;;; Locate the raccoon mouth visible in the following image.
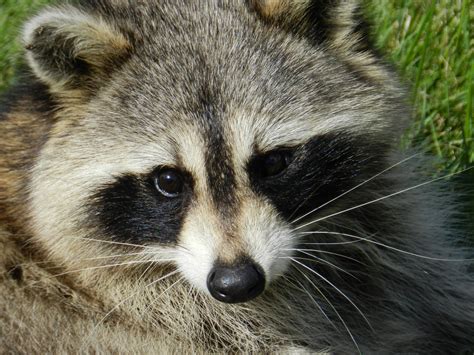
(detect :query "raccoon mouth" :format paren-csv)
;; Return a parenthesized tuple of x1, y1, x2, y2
(206, 262, 266, 303)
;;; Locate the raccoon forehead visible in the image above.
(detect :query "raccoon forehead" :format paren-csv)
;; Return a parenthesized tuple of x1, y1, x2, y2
(84, 60, 388, 161)
(73, 79, 384, 180)
(48, 120, 202, 177)
(226, 108, 378, 155)
(80, 91, 362, 161)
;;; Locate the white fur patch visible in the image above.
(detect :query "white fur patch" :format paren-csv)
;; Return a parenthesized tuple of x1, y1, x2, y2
(238, 198, 294, 283)
(229, 109, 386, 175)
(174, 205, 220, 292)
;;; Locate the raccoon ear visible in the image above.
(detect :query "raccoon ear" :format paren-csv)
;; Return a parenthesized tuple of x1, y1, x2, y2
(252, 0, 371, 52)
(252, 0, 390, 82)
(22, 7, 132, 95)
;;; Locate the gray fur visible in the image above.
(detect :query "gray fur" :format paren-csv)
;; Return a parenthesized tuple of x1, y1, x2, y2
(0, 0, 473, 353)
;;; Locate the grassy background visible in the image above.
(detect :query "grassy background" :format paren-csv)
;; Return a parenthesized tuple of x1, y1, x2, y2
(367, 0, 473, 172)
(0, 0, 51, 89)
(1, 0, 473, 172)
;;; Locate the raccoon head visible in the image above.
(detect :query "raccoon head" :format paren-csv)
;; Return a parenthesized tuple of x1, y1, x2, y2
(23, 0, 407, 304)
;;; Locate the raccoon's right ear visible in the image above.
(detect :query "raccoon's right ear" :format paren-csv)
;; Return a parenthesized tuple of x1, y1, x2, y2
(22, 6, 132, 95)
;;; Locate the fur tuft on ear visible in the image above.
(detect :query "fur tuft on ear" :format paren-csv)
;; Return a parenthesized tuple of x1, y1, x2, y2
(252, 0, 367, 47)
(23, 6, 132, 94)
(251, 0, 392, 83)
(251, 0, 310, 22)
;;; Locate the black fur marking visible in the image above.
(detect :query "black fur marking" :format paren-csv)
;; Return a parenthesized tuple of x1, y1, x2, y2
(7, 265, 23, 283)
(27, 27, 92, 85)
(305, 0, 335, 45)
(204, 120, 237, 214)
(0, 72, 55, 117)
(305, 1, 373, 50)
(249, 0, 382, 59)
(26, 21, 132, 91)
(248, 132, 385, 220)
(90, 170, 193, 244)
(248, 0, 337, 44)
(196, 81, 238, 215)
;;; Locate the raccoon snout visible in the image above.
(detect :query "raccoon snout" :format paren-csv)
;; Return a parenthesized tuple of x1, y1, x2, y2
(207, 262, 265, 304)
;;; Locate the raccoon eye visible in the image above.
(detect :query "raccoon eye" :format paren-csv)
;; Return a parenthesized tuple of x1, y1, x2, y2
(154, 168, 184, 198)
(261, 151, 291, 177)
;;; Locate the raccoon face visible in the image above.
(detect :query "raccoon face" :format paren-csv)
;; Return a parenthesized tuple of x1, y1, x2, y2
(24, 0, 407, 303)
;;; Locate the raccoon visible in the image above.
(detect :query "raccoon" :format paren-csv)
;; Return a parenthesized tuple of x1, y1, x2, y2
(1, 0, 473, 353)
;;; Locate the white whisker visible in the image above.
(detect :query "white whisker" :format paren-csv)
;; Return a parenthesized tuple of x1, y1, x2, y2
(136, 260, 159, 284)
(50, 260, 167, 277)
(285, 252, 359, 279)
(72, 236, 157, 249)
(81, 269, 180, 352)
(281, 274, 336, 329)
(24, 260, 175, 290)
(302, 231, 474, 262)
(285, 247, 365, 265)
(291, 153, 420, 224)
(294, 166, 474, 232)
(142, 276, 185, 315)
(287, 257, 373, 332)
(296, 240, 362, 246)
(67, 252, 154, 262)
(291, 263, 361, 352)
(13, 252, 157, 269)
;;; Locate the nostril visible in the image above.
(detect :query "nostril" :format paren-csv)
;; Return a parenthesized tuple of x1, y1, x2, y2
(208, 270, 216, 283)
(207, 261, 266, 304)
(247, 277, 261, 295)
(246, 264, 265, 298)
(247, 285, 257, 295)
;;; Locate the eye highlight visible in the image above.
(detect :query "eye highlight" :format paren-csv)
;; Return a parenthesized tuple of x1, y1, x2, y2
(154, 168, 184, 197)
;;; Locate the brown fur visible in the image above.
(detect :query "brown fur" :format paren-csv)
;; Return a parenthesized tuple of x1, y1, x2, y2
(252, 0, 393, 83)
(0, 91, 299, 353)
(1, 1, 473, 353)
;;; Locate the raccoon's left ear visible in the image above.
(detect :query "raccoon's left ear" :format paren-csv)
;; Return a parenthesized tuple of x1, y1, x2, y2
(23, 6, 132, 96)
(251, 0, 372, 53)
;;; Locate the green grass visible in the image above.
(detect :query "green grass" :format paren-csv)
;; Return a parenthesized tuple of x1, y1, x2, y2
(0, 0, 51, 90)
(1, 0, 473, 171)
(366, 0, 474, 171)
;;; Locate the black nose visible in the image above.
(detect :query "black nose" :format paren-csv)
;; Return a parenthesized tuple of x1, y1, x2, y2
(207, 262, 265, 303)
